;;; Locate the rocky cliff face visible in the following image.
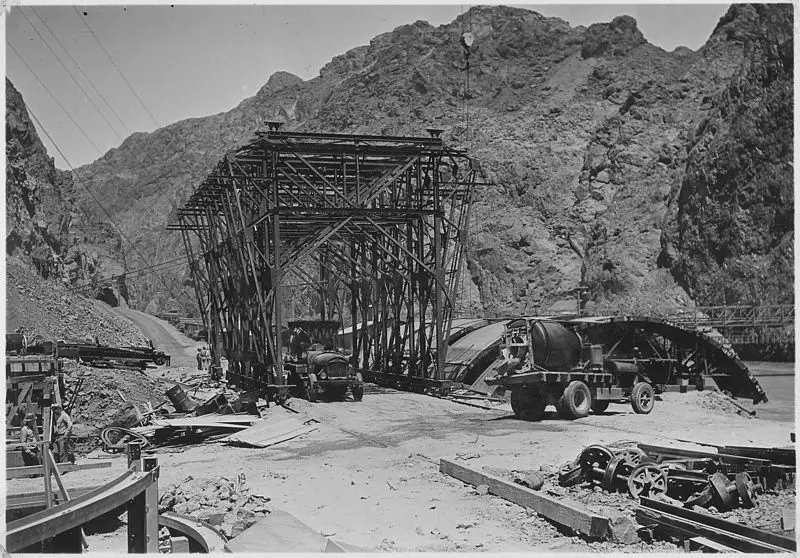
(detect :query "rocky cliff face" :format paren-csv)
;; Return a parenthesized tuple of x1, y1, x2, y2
(19, 4, 793, 316)
(660, 4, 793, 306)
(6, 79, 130, 305)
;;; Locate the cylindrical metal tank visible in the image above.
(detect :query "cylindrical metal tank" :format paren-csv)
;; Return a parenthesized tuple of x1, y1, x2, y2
(530, 321, 581, 370)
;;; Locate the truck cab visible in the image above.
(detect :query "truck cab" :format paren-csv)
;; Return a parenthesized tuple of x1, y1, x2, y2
(284, 320, 364, 402)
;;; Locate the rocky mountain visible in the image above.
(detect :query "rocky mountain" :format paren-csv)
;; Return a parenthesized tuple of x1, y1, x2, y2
(6, 78, 129, 306)
(10, 4, 794, 317)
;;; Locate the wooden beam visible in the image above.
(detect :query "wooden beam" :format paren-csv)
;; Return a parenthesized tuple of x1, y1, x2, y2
(637, 443, 771, 468)
(687, 536, 741, 553)
(47, 450, 89, 550)
(7, 466, 157, 552)
(638, 497, 795, 552)
(440, 458, 609, 539)
(7, 460, 112, 479)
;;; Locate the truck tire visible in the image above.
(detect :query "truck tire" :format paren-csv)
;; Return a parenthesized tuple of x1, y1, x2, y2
(631, 382, 654, 414)
(352, 385, 364, 401)
(510, 387, 546, 421)
(558, 381, 591, 419)
(591, 399, 610, 414)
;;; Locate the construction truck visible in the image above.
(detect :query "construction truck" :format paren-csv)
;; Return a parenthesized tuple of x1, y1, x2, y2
(486, 317, 658, 420)
(284, 320, 364, 402)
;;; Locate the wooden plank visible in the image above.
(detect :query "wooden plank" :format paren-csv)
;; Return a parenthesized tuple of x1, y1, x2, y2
(636, 507, 786, 553)
(440, 458, 609, 539)
(638, 443, 771, 468)
(42, 407, 53, 507)
(6, 467, 158, 552)
(7, 460, 113, 479)
(720, 445, 796, 466)
(47, 450, 89, 550)
(6, 487, 98, 510)
(689, 536, 741, 553)
(640, 497, 796, 551)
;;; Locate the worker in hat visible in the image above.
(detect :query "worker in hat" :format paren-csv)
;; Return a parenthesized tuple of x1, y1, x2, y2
(52, 404, 75, 464)
(196, 347, 203, 370)
(19, 413, 40, 466)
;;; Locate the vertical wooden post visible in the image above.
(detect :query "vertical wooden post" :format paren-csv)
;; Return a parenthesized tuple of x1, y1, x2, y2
(42, 406, 53, 508)
(128, 455, 159, 553)
(127, 441, 142, 470)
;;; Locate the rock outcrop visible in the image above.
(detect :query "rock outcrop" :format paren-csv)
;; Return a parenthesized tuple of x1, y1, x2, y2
(10, 4, 793, 316)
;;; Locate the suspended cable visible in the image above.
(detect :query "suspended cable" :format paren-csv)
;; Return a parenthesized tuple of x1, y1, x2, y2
(23, 102, 182, 302)
(30, 6, 132, 134)
(67, 256, 188, 292)
(18, 8, 125, 142)
(73, 6, 160, 128)
(8, 43, 103, 155)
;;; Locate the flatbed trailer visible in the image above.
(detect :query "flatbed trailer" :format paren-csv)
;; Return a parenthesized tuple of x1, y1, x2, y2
(485, 368, 656, 420)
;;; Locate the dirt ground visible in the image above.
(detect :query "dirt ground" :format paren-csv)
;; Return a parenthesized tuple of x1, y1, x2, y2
(14, 312, 792, 553)
(67, 382, 794, 553)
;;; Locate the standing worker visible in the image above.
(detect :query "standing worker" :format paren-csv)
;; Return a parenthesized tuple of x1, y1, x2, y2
(51, 404, 74, 464)
(196, 348, 203, 370)
(202, 346, 210, 370)
(19, 413, 40, 466)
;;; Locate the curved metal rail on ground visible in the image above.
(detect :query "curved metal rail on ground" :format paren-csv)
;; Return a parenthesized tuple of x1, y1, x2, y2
(6, 464, 159, 552)
(159, 512, 228, 553)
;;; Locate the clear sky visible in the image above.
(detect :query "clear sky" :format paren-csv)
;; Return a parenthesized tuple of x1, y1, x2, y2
(5, 2, 733, 170)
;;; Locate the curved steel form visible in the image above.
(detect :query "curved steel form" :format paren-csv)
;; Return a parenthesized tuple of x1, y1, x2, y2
(566, 316, 768, 403)
(6, 463, 159, 553)
(159, 512, 228, 553)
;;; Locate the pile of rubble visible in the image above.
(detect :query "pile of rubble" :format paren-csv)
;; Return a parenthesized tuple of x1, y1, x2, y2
(6, 259, 147, 347)
(158, 475, 272, 539)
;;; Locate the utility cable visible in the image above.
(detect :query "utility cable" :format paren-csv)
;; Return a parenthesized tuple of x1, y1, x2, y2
(73, 6, 160, 128)
(18, 8, 125, 142)
(8, 43, 103, 155)
(23, 102, 182, 302)
(30, 6, 132, 134)
(67, 256, 187, 292)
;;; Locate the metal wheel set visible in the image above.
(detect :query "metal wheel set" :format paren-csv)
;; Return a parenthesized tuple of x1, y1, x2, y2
(558, 443, 764, 510)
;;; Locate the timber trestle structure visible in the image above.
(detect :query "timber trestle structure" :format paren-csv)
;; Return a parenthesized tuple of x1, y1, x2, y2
(169, 126, 477, 395)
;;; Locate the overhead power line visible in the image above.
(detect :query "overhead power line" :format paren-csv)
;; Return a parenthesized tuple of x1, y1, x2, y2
(67, 256, 188, 292)
(30, 6, 132, 135)
(23, 102, 182, 302)
(8, 43, 103, 155)
(18, 8, 125, 142)
(73, 6, 160, 128)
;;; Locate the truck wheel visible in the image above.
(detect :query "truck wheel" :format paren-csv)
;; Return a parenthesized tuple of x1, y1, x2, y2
(591, 400, 610, 414)
(154, 357, 166, 366)
(306, 382, 318, 403)
(510, 387, 545, 421)
(631, 382, 654, 414)
(352, 385, 364, 402)
(559, 381, 591, 419)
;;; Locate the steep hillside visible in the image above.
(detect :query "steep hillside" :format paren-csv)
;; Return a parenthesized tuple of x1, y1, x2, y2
(6, 79, 128, 305)
(660, 4, 794, 306)
(67, 4, 792, 316)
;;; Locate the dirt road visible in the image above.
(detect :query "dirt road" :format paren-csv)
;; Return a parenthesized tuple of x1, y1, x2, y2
(112, 307, 199, 368)
(140, 388, 791, 552)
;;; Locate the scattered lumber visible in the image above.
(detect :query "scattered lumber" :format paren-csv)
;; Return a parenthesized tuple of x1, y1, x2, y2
(223, 418, 317, 448)
(440, 458, 609, 539)
(7, 460, 113, 480)
(637, 497, 796, 553)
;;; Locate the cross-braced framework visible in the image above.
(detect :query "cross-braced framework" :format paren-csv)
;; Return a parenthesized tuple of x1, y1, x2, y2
(168, 125, 477, 396)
